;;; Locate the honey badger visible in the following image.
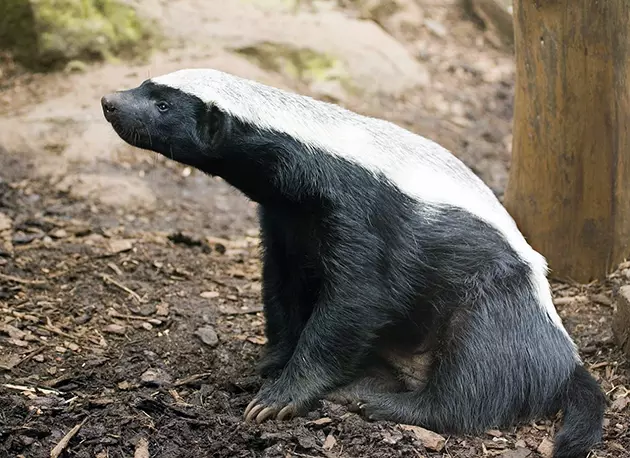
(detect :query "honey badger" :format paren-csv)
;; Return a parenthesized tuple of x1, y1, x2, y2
(101, 68, 605, 458)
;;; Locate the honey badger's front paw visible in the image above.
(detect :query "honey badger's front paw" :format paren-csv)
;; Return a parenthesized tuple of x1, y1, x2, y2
(243, 382, 312, 423)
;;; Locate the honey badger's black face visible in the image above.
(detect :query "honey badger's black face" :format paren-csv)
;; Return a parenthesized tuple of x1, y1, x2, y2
(101, 81, 220, 167)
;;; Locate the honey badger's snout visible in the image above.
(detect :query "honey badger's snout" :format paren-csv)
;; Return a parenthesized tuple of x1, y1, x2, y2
(101, 92, 128, 123)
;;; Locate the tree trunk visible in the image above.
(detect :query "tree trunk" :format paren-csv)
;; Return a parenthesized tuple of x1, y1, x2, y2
(613, 285, 630, 358)
(504, 0, 630, 283)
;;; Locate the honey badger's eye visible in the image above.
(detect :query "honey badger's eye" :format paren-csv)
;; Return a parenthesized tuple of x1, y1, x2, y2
(156, 101, 169, 112)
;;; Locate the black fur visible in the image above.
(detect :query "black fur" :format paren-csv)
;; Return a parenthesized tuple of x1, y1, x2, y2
(102, 81, 606, 458)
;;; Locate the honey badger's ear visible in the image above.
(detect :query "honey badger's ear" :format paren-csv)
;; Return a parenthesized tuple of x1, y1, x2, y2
(206, 103, 232, 149)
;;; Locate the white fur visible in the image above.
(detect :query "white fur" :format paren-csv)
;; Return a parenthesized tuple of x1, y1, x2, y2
(151, 68, 578, 354)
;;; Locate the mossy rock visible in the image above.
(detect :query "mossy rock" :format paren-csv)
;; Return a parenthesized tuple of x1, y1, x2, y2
(233, 42, 355, 93)
(0, 0, 159, 70)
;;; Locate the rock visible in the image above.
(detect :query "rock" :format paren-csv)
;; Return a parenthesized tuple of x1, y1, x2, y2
(104, 323, 127, 335)
(0, 0, 158, 70)
(107, 239, 135, 254)
(129, 303, 157, 316)
(0, 212, 12, 232)
(537, 438, 554, 458)
(613, 286, 630, 358)
(399, 424, 446, 451)
(49, 228, 69, 239)
(340, 0, 425, 42)
(501, 448, 532, 458)
(195, 326, 219, 347)
(463, 0, 514, 48)
(0, 212, 14, 255)
(140, 368, 172, 387)
(197, 1, 430, 97)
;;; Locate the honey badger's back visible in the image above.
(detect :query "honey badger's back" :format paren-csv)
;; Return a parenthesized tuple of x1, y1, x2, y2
(148, 69, 604, 458)
(153, 68, 569, 337)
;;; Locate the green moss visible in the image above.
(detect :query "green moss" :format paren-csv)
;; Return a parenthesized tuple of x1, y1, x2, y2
(233, 42, 355, 91)
(0, 0, 160, 70)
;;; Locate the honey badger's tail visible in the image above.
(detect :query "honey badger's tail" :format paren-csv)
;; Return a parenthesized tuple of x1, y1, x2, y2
(553, 365, 606, 458)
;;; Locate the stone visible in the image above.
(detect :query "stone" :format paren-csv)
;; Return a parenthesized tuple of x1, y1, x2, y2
(140, 368, 172, 387)
(501, 448, 532, 458)
(0, 0, 158, 70)
(194, 326, 219, 347)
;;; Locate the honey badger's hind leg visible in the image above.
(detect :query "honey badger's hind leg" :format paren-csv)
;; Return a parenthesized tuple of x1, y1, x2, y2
(356, 283, 580, 439)
(326, 350, 433, 412)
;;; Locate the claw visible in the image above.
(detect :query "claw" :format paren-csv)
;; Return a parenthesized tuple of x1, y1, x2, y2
(245, 404, 266, 422)
(255, 406, 278, 423)
(244, 397, 259, 419)
(276, 404, 295, 421)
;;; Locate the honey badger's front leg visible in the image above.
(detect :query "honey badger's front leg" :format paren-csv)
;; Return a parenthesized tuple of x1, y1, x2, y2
(244, 218, 397, 423)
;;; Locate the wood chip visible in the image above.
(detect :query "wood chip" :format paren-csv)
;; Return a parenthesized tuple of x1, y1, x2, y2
(246, 336, 267, 345)
(50, 418, 86, 458)
(611, 396, 629, 412)
(590, 293, 612, 306)
(2, 323, 27, 340)
(323, 433, 337, 450)
(537, 438, 554, 458)
(400, 424, 446, 451)
(552, 297, 574, 305)
(312, 417, 333, 426)
(156, 303, 170, 316)
(134, 438, 149, 458)
(0, 272, 46, 285)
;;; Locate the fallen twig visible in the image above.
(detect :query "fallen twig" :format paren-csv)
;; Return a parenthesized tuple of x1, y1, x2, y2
(2, 383, 62, 396)
(100, 273, 143, 303)
(0, 272, 46, 285)
(173, 372, 212, 387)
(13, 346, 46, 368)
(50, 418, 87, 458)
(108, 309, 161, 324)
(44, 317, 78, 341)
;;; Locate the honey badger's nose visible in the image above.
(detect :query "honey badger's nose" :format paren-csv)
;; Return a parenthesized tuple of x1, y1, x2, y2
(101, 93, 120, 120)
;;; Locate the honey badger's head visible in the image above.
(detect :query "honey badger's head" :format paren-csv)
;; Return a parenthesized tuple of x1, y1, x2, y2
(101, 75, 226, 169)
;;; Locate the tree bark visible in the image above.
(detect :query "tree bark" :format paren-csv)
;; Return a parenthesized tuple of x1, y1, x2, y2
(504, 0, 630, 283)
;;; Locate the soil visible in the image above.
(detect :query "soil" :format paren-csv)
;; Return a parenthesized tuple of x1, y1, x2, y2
(1, 1, 629, 457)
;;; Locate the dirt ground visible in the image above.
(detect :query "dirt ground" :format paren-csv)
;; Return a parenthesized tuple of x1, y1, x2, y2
(1, 1, 629, 457)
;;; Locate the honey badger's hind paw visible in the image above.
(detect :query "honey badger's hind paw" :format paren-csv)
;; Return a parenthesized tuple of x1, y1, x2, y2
(356, 392, 415, 423)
